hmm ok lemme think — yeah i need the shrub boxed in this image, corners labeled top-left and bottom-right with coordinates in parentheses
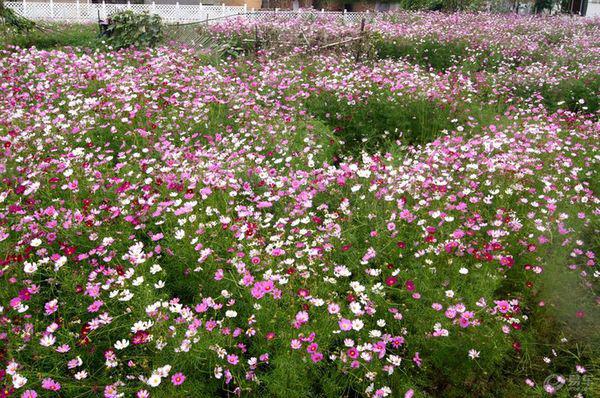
top-left (105, 10), bottom-right (163, 49)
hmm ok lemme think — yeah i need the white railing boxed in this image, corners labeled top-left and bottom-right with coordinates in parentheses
top-left (5, 1), bottom-right (372, 24)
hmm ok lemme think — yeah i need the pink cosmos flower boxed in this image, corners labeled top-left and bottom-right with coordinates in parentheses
top-left (87, 300), bottom-right (103, 313)
top-left (310, 352), bottom-right (323, 363)
top-left (445, 308), bottom-right (457, 319)
top-left (171, 372), bottom-right (186, 386)
top-left (413, 352), bottom-right (422, 367)
top-left (41, 378), bottom-right (61, 391)
top-left (44, 300), bottom-right (58, 315)
top-left (495, 300), bottom-right (510, 313)
top-left (339, 318), bottom-right (352, 331)
top-left (136, 390), bottom-right (150, 398)
top-left (227, 354), bottom-right (239, 365)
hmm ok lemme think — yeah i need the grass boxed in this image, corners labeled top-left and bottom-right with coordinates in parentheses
top-left (525, 74), bottom-right (600, 114)
top-left (0, 23), bottom-right (100, 50)
top-left (305, 91), bottom-right (455, 154)
top-left (371, 34), bottom-right (505, 72)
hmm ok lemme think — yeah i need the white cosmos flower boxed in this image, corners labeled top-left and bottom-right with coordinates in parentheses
top-left (119, 290), bottom-right (134, 301)
top-left (12, 374), bottom-right (27, 389)
top-left (387, 355), bottom-right (402, 366)
top-left (54, 256), bottom-right (67, 271)
top-left (74, 371), bottom-right (88, 380)
top-left (156, 365), bottom-right (171, 377)
top-left (40, 334), bottom-right (56, 347)
top-left (132, 276), bottom-right (144, 286)
top-left (352, 319), bottom-right (364, 331)
top-left (114, 339), bottom-right (130, 350)
top-left (150, 264), bottom-right (162, 274)
top-left (468, 349), bottom-right (480, 359)
top-left (147, 373), bottom-right (161, 387)
top-left (23, 262), bottom-right (38, 274)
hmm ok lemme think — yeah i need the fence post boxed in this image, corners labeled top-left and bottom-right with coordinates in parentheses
top-left (50, 0), bottom-right (54, 20)
top-left (176, 2), bottom-right (180, 22)
top-left (243, 3), bottom-right (247, 14)
top-left (127, 0), bottom-right (131, 10)
top-left (102, 0), bottom-right (106, 20)
top-left (22, 0), bottom-right (27, 19)
top-left (151, 1), bottom-right (156, 15)
top-left (76, 0), bottom-right (81, 22)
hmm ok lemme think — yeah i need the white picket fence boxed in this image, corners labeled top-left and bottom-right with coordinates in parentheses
top-left (5, 1), bottom-right (372, 24)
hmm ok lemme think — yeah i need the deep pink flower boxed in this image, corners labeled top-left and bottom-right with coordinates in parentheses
top-left (385, 276), bottom-right (397, 286)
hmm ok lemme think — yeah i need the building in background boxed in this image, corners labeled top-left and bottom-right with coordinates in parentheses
top-left (570, 0), bottom-right (600, 16)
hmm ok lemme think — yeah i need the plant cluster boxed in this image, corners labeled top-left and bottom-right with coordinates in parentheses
top-left (105, 10), bottom-right (164, 50)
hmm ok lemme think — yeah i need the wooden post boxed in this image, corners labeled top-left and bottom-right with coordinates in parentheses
top-left (50, 0), bottom-right (54, 19)
top-left (254, 24), bottom-right (259, 54)
top-left (355, 17), bottom-right (366, 63)
top-left (102, 0), bottom-right (106, 19)
top-left (76, 0), bottom-right (81, 22)
top-left (22, 0), bottom-right (27, 19)
top-left (176, 2), bottom-right (180, 22)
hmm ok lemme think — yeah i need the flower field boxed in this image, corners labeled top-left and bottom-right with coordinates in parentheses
top-left (1, 12), bottom-right (599, 398)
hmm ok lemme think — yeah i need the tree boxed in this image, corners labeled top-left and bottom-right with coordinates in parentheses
top-left (0, 0), bottom-right (36, 32)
